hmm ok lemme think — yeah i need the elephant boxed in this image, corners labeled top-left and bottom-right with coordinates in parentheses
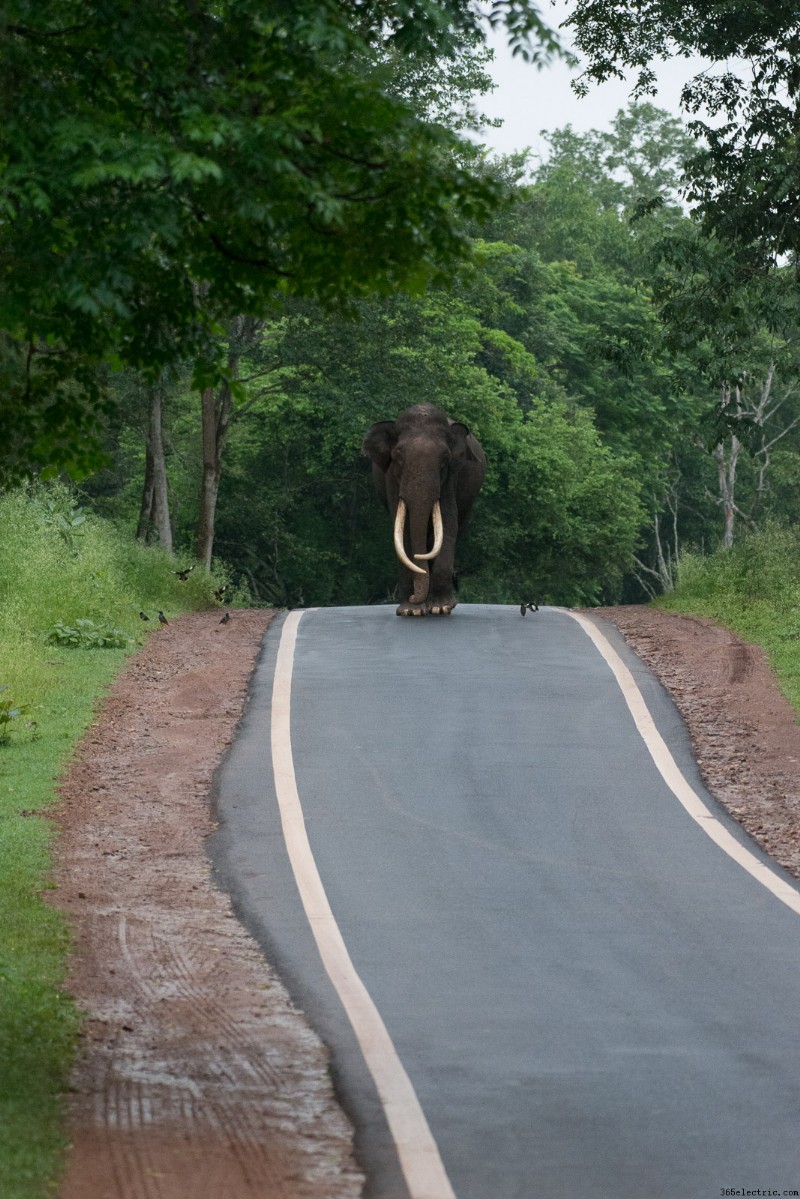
top-left (363, 403), bottom-right (486, 616)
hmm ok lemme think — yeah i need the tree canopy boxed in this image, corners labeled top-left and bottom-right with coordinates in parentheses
top-left (568, 1), bottom-right (800, 271)
top-left (0, 0), bottom-right (560, 477)
top-left (6, 0), bottom-right (800, 610)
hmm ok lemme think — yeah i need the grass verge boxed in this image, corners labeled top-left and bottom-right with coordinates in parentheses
top-left (658, 524), bottom-right (800, 715)
top-left (0, 482), bottom-right (228, 1198)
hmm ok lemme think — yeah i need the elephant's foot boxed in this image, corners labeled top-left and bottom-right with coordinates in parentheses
top-left (396, 601), bottom-right (428, 617)
top-left (428, 595), bottom-right (457, 616)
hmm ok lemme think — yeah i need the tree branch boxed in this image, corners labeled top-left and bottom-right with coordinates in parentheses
top-left (7, 22), bottom-right (87, 39)
top-left (207, 231), bottom-right (293, 276)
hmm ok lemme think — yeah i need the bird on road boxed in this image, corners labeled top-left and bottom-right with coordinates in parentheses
top-left (519, 602), bottom-right (539, 617)
top-left (158, 610), bottom-right (169, 626)
top-left (219, 611), bottom-right (231, 625)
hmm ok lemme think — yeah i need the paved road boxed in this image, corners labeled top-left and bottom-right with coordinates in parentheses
top-left (213, 605), bottom-right (800, 1199)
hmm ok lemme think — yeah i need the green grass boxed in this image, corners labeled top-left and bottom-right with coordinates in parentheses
top-left (658, 523), bottom-right (800, 715)
top-left (0, 482), bottom-right (227, 1198)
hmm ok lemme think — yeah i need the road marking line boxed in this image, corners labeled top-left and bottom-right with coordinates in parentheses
top-left (271, 610), bottom-right (457, 1199)
top-left (567, 609), bottom-right (800, 917)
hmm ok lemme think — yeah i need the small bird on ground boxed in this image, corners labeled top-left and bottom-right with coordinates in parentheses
top-left (519, 601), bottom-right (539, 617)
top-left (158, 610), bottom-right (169, 626)
top-left (139, 611), bottom-right (149, 621)
top-left (174, 565), bottom-right (195, 581)
top-left (214, 584), bottom-right (229, 601)
top-left (219, 611), bottom-right (231, 625)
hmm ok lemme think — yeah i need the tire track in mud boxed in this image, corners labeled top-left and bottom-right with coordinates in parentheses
top-left (55, 610), bottom-right (363, 1199)
top-left (124, 914), bottom-right (292, 1095)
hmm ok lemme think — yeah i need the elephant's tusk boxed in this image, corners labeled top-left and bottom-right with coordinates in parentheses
top-left (414, 500), bottom-right (444, 561)
top-left (394, 499), bottom-right (426, 575)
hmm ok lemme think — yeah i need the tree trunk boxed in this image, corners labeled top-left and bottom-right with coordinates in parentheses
top-left (149, 388), bottom-right (173, 552)
top-left (193, 316), bottom-right (268, 569)
top-left (652, 511), bottom-right (674, 592)
top-left (195, 384), bottom-right (231, 569)
top-left (136, 441), bottom-right (155, 541)
top-left (713, 433), bottom-right (739, 550)
top-left (713, 383), bottom-right (740, 550)
top-left (136, 387), bottom-right (172, 551)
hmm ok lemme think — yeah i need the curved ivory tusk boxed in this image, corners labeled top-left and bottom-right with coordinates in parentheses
top-left (414, 500), bottom-right (444, 560)
top-left (394, 499), bottom-right (426, 575)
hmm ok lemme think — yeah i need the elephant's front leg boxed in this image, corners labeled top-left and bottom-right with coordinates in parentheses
top-left (428, 567), bottom-right (457, 615)
top-left (396, 563), bottom-right (429, 617)
top-left (428, 508), bottom-right (458, 616)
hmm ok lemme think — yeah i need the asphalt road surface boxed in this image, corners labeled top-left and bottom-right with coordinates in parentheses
top-left (212, 605), bottom-right (800, 1199)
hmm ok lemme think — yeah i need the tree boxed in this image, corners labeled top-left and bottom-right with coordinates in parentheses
top-left (643, 200), bottom-right (800, 549)
top-left (472, 120), bottom-right (694, 492)
top-left (0, 0), bottom-right (561, 480)
top-left (567, 2), bottom-right (800, 272)
top-left (194, 316), bottom-right (302, 567)
top-left (138, 386), bottom-right (173, 553)
top-left (537, 102), bottom-right (694, 213)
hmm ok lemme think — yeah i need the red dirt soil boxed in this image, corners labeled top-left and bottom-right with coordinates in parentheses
top-left (55, 610), bottom-right (363, 1199)
top-left (53, 604), bottom-right (800, 1198)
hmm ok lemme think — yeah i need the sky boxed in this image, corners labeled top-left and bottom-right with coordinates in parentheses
top-left (477, 2), bottom-right (706, 161)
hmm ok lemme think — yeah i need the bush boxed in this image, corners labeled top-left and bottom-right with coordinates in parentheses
top-left (661, 523), bottom-right (800, 712)
top-left (0, 482), bottom-right (220, 645)
top-left (45, 620), bottom-right (134, 650)
top-left (668, 524), bottom-right (800, 616)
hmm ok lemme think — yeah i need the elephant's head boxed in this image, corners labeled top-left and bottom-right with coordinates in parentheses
top-left (363, 404), bottom-right (479, 605)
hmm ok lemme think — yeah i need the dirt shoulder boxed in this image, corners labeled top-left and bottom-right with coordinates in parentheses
top-left (53, 604), bottom-right (800, 1199)
top-left (55, 610), bottom-right (363, 1199)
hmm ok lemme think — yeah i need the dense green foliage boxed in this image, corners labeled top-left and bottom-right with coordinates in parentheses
top-left (6, 2), bottom-right (799, 608)
top-left (89, 247), bottom-right (649, 607)
top-left (81, 97), bottom-right (800, 609)
top-left (0, 0), bottom-right (561, 479)
top-left (568, 1), bottom-right (800, 275)
top-left (81, 86), bottom-right (800, 609)
top-left (0, 483), bottom-right (223, 1199)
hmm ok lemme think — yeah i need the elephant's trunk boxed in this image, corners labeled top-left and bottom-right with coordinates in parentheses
top-left (413, 501), bottom-right (443, 561)
top-left (407, 498), bottom-right (440, 603)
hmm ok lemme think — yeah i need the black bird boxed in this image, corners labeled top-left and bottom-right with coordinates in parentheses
top-left (139, 611), bottom-right (149, 622)
top-left (519, 601), bottom-right (539, 617)
top-left (219, 611), bottom-right (231, 625)
top-left (174, 565), bottom-right (195, 581)
top-left (158, 610), bottom-right (169, 626)
top-left (214, 585), bottom-right (229, 602)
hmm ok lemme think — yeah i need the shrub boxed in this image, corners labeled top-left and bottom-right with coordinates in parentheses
top-left (45, 620), bottom-right (134, 650)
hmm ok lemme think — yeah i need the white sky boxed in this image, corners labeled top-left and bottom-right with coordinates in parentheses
top-left (477, 2), bottom-right (707, 161)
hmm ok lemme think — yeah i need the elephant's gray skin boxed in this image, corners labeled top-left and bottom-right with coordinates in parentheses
top-left (363, 403), bottom-right (486, 616)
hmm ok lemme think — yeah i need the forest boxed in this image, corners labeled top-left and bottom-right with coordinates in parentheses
top-left (1, 0), bottom-right (800, 613)
top-left (4, 0), bottom-right (800, 612)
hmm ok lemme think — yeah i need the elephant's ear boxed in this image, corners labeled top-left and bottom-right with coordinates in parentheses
top-left (362, 421), bottom-right (397, 471)
top-left (448, 421), bottom-right (482, 463)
